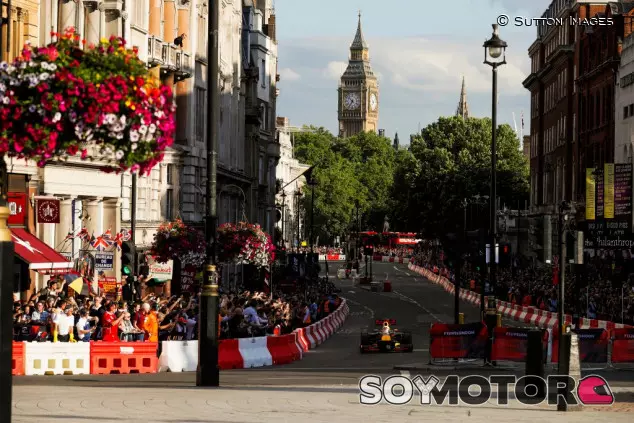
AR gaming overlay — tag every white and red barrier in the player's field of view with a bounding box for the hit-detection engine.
[156,299,349,372]
[408,263,632,332]
[319,254,346,261]
[372,255,410,264]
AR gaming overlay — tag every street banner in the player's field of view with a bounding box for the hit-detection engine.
[604,163,615,219]
[429,322,488,359]
[586,168,596,220]
[491,327,548,362]
[551,328,608,364]
[614,163,632,220]
[611,328,634,363]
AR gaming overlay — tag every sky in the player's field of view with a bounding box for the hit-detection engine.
[274,0,552,143]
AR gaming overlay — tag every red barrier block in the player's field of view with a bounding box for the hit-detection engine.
[12,342,24,376]
[551,329,609,364]
[287,333,302,360]
[267,335,295,365]
[611,328,634,363]
[295,328,310,352]
[429,322,488,359]
[491,327,548,362]
[90,341,158,375]
[218,339,244,369]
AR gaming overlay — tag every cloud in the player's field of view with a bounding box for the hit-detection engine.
[279,67,301,81]
[323,61,348,80]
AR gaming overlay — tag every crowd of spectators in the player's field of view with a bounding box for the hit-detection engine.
[374,246,414,258]
[14,274,344,343]
[411,249,634,325]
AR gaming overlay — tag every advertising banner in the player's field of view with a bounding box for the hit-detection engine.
[596,168,604,220]
[429,322,488,359]
[491,327,548,361]
[604,163,615,219]
[586,168,596,220]
[614,163,633,220]
[180,264,197,293]
[7,192,27,226]
[148,258,174,280]
[611,328,634,363]
[98,275,120,299]
[551,328,609,364]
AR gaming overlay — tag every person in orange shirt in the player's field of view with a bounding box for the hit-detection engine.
[141,303,159,342]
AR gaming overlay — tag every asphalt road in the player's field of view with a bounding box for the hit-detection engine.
[13,260,634,393]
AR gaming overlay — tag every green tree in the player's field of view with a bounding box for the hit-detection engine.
[394,116,528,237]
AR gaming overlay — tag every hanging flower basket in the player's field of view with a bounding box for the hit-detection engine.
[0,27,175,175]
[217,222,275,268]
[149,219,207,268]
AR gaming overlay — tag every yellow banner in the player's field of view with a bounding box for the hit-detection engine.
[586,168,596,220]
[604,163,615,219]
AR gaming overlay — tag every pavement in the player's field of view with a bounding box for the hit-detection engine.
[12,261,634,421]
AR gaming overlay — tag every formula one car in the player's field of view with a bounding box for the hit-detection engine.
[360,319,413,353]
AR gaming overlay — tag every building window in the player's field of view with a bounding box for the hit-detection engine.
[630,104,634,118]
[165,189,173,220]
[197,13,207,59]
[195,88,206,141]
[261,59,266,88]
[133,0,146,28]
[166,164,174,185]
[259,155,264,184]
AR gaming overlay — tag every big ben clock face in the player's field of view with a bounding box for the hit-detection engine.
[370,93,377,111]
[344,92,361,110]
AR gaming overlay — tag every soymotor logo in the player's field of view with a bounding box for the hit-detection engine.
[359,374,615,406]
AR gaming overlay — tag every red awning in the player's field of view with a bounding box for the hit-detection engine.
[11,228,73,274]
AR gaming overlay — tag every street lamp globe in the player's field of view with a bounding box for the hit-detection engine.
[483,24,508,66]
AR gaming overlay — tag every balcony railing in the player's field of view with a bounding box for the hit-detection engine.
[175,50,193,82]
[147,36,165,66]
[161,44,177,71]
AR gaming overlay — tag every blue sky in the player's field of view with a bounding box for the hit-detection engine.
[274,0,552,143]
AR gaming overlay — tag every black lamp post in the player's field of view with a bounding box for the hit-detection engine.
[281,191,287,248]
[309,179,316,253]
[197,0,220,387]
[295,190,302,251]
[483,23,507,362]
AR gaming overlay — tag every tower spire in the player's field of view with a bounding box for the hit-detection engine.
[456,76,469,119]
[351,11,368,50]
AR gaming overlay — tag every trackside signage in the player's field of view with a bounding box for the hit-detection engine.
[359,374,615,406]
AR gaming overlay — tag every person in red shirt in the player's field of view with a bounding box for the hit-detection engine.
[102,301,125,342]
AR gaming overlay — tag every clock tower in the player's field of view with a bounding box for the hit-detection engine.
[337,12,379,137]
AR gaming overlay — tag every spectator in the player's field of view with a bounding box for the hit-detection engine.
[31,302,49,323]
[101,301,125,342]
[141,303,159,342]
[75,309,94,342]
[53,305,76,342]
[119,311,144,341]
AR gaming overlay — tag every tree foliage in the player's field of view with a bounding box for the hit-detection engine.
[289,116,529,244]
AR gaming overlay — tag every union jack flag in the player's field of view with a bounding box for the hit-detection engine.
[64,232,74,241]
[76,228,90,241]
[113,232,124,250]
[91,236,111,251]
[120,229,132,241]
[103,229,113,239]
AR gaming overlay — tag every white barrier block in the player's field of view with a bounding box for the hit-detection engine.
[238,337,273,368]
[24,342,90,375]
[159,340,199,372]
[337,269,346,279]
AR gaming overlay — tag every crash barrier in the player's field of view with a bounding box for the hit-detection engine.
[490,327,549,362]
[24,341,91,375]
[408,263,632,332]
[156,299,349,372]
[90,341,159,374]
[429,322,488,361]
[372,255,410,264]
[611,328,634,363]
[319,254,346,261]
[12,341,24,376]
[551,328,609,364]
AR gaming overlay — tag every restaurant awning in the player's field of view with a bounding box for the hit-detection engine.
[11,228,74,274]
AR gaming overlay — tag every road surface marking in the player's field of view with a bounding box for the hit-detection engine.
[393,290,441,322]
[346,299,361,306]
[348,290,356,294]
[393,265,410,276]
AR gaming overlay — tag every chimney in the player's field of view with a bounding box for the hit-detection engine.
[378,129,385,137]
[268,15,276,42]
[276,116,288,128]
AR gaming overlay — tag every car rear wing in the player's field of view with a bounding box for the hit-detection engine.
[375,319,396,325]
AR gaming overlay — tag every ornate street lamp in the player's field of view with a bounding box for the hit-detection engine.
[483,23,507,362]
